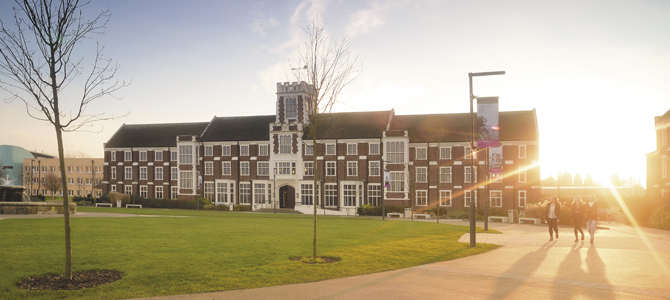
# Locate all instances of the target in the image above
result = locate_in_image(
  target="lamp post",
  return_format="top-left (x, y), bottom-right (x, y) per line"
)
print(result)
top-left (468, 71), bottom-right (505, 248)
top-left (273, 167), bottom-right (277, 214)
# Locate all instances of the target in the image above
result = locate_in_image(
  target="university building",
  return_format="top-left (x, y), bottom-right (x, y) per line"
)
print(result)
top-left (102, 82), bottom-right (540, 214)
top-left (22, 158), bottom-right (104, 198)
top-left (647, 108), bottom-right (670, 201)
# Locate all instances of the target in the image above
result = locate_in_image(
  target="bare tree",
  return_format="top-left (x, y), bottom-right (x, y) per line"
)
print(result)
top-left (64, 150), bottom-right (91, 158)
top-left (43, 172), bottom-right (62, 198)
top-left (290, 17), bottom-right (362, 259)
top-left (0, 0), bottom-right (127, 279)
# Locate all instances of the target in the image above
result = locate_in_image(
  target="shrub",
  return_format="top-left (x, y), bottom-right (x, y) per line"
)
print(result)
top-left (98, 194), bottom-right (111, 203)
top-left (30, 195), bottom-right (45, 202)
top-left (213, 204), bottom-right (230, 211)
top-left (234, 205), bottom-right (250, 211)
top-left (357, 204), bottom-right (407, 216)
top-left (524, 197), bottom-right (571, 225)
top-left (650, 204), bottom-right (670, 230)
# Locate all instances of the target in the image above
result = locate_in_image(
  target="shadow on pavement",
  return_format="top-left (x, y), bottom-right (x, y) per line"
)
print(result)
top-left (486, 241), bottom-right (553, 300)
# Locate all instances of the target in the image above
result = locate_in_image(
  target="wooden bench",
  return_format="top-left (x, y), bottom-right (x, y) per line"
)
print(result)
top-left (126, 204), bottom-right (142, 209)
top-left (95, 203), bottom-right (112, 208)
top-left (413, 213), bottom-right (430, 219)
top-left (488, 216), bottom-right (509, 223)
top-left (387, 213), bottom-right (404, 218)
top-left (518, 217), bottom-right (541, 225)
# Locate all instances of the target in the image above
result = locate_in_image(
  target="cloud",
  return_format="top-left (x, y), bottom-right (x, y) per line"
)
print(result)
top-left (249, 2), bottom-right (280, 36)
top-left (345, 0), bottom-right (409, 37)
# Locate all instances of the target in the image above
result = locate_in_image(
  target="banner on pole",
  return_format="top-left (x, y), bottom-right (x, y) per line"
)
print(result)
top-left (488, 147), bottom-right (503, 174)
top-left (477, 97), bottom-right (500, 148)
top-left (384, 169), bottom-right (390, 188)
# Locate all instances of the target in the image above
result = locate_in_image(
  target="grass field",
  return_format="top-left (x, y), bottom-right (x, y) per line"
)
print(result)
top-left (0, 208), bottom-right (500, 299)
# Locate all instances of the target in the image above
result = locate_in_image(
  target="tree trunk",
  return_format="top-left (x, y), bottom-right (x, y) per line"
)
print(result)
top-left (312, 116), bottom-right (318, 259)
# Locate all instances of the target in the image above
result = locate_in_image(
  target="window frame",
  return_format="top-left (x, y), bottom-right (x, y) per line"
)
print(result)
top-left (205, 145), bottom-right (213, 156)
top-left (240, 162), bottom-right (250, 176)
top-left (205, 162), bottom-right (213, 175)
top-left (439, 166), bottom-right (452, 183)
top-left (155, 167), bottom-right (163, 180)
top-left (347, 161), bottom-right (358, 176)
top-left (222, 162), bottom-right (231, 176)
top-left (347, 143), bottom-right (358, 155)
top-left (415, 147), bottom-right (427, 160)
top-left (439, 147), bottom-right (452, 160)
top-left (519, 145), bottom-right (527, 158)
top-left (369, 161), bottom-right (380, 176)
top-left (326, 161), bottom-right (336, 176)
top-left (416, 190), bottom-right (428, 206)
top-left (416, 167), bottom-right (427, 183)
top-left (518, 190), bottom-right (527, 207)
top-left (490, 190), bottom-right (503, 207)
top-left (369, 143), bottom-right (380, 155)
top-left (440, 190), bottom-right (452, 207)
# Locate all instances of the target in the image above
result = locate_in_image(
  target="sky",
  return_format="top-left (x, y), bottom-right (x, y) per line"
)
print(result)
top-left (1, 0), bottom-right (669, 187)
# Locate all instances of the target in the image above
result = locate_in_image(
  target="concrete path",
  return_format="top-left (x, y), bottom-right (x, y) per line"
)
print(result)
top-left (140, 220), bottom-right (670, 300)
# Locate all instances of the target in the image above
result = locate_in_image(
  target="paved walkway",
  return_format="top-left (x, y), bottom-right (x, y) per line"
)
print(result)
top-left (139, 220), bottom-right (670, 300)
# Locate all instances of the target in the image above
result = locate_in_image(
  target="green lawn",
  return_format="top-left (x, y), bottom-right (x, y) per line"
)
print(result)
top-left (0, 208), bottom-right (500, 299)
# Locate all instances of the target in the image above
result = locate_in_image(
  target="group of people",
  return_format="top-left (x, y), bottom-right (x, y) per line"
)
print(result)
top-left (544, 194), bottom-right (599, 243)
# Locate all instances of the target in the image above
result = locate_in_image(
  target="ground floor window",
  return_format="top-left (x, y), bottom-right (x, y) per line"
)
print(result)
top-left (239, 182), bottom-right (251, 204)
top-left (111, 185), bottom-right (117, 193)
top-left (440, 190), bottom-right (452, 206)
top-left (301, 183), bottom-right (314, 205)
top-left (325, 184), bottom-right (337, 207)
top-left (490, 190), bottom-right (502, 207)
top-left (367, 184), bottom-right (381, 206)
top-left (464, 190), bottom-right (478, 207)
top-left (342, 184), bottom-right (356, 207)
top-left (216, 181), bottom-right (235, 204)
top-left (254, 183), bottom-right (267, 204)
top-left (140, 185), bottom-right (147, 198)
top-left (180, 171), bottom-right (193, 189)
top-left (416, 190), bottom-right (427, 206)
top-left (204, 182), bottom-right (215, 201)
top-left (156, 186), bottom-right (164, 199)
top-left (518, 190), bottom-right (527, 207)
top-left (171, 186), bottom-right (178, 199)
top-left (124, 185), bottom-right (132, 195)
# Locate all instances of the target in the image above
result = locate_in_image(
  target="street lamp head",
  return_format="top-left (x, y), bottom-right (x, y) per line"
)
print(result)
top-left (469, 71), bottom-right (505, 77)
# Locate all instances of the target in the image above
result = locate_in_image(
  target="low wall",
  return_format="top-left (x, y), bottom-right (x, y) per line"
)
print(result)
top-left (0, 202), bottom-right (77, 215)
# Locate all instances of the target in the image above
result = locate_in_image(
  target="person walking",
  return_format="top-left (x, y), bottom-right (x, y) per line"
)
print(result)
top-left (545, 196), bottom-right (561, 241)
top-left (585, 194), bottom-right (599, 244)
top-left (571, 195), bottom-right (585, 242)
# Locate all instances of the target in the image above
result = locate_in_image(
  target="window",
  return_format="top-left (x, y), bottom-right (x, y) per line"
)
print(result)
top-left (222, 145), bottom-right (231, 156)
top-left (179, 145), bottom-right (193, 164)
top-left (325, 184), bottom-right (337, 207)
top-left (440, 190), bottom-right (452, 206)
top-left (416, 148), bottom-right (427, 160)
top-left (519, 167), bottom-right (527, 183)
top-left (222, 162), bottom-right (231, 175)
top-left (519, 145), bottom-right (527, 158)
top-left (50, 166), bottom-right (56, 172)
top-left (111, 151), bottom-right (116, 161)
top-left (180, 171), bottom-right (193, 189)
top-left (111, 166), bottom-right (116, 180)
top-left (490, 190), bottom-right (502, 207)
top-left (76, 166), bottom-right (82, 173)
top-left (205, 145), bottom-right (213, 156)
top-left (125, 167), bottom-right (132, 180)
top-left (215, 182), bottom-right (229, 203)
top-left (125, 151), bottom-right (132, 161)
top-left (491, 173), bottom-right (502, 183)
top-left (155, 151), bottom-right (163, 161)
top-left (156, 186), bottom-right (164, 199)
top-left (95, 166), bottom-right (101, 173)
top-left (171, 151), bottom-right (177, 161)
top-left (285, 97), bottom-right (297, 119)
top-left (86, 178), bottom-right (91, 185)
top-left (465, 147), bottom-right (473, 159)
top-left (276, 161), bottom-right (296, 175)
top-left (140, 151), bottom-right (147, 161)
top-left (367, 184), bottom-right (381, 206)
top-left (42, 166), bottom-right (47, 173)
top-left (42, 189), bottom-right (47, 195)
top-left (68, 178), bottom-right (74, 185)
top-left (416, 190), bottom-right (427, 206)
top-left (171, 167), bottom-right (178, 180)
top-left (343, 184), bottom-right (356, 206)
top-left (171, 187), bottom-right (178, 199)
top-left (140, 167), bottom-right (147, 180)
top-left (258, 162), bottom-right (269, 176)
top-left (326, 144), bottom-right (336, 155)
top-left (240, 145), bottom-right (249, 156)
top-left (205, 162), bottom-right (213, 175)
top-left (464, 190), bottom-right (478, 207)
top-left (155, 167), bottom-right (163, 180)
top-left (301, 184), bottom-right (314, 205)
top-left (239, 183), bottom-right (251, 204)
top-left (259, 145), bottom-right (268, 156)
top-left (662, 156), bottom-right (667, 179)
top-left (140, 186), bottom-right (148, 198)
top-left (389, 171), bottom-right (405, 192)
top-left (240, 162), bottom-right (249, 176)
top-left (305, 145), bottom-right (314, 155)
top-left (347, 144), bottom-right (357, 155)
top-left (304, 162), bottom-right (314, 176)
top-left (125, 185), bottom-right (132, 194)
top-left (369, 161), bottom-right (380, 176)
top-left (661, 128), bottom-right (667, 146)
top-left (326, 162), bottom-right (336, 176)
top-left (440, 147), bottom-right (452, 159)
top-left (369, 143), bottom-right (380, 155)
top-left (77, 178), bottom-right (83, 185)
top-left (416, 167), bottom-right (427, 183)
top-left (254, 183), bottom-right (267, 204)
top-left (111, 185), bottom-right (117, 193)
top-left (280, 135), bottom-right (292, 154)
top-left (347, 161), bottom-right (358, 176)
top-left (386, 141), bottom-right (405, 163)
top-left (440, 167), bottom-right (452, 183)
top-left (464, 167), bottom-right (477, 183)
top-left (518, 190), bottom-right (527, 207)
top-left (85, 166), bottom-right (91, 173)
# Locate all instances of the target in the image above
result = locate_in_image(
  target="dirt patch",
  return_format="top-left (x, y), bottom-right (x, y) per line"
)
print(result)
top-left (17, 270), bottom-right (122, 291)
top-left (289, 256), bottom-right (341, 264)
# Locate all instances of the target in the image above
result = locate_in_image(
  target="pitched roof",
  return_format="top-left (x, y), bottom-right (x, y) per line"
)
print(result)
top-left (105, 122), bottom-right (209, 148)
top-left (661, 109), bottom-right (670, 119)
top-left (390, 110), bottom-right (538, 143)
top-left (200, 115), bottom-right (276, 142)
top-left (310, 111), bottom-right (392, 139)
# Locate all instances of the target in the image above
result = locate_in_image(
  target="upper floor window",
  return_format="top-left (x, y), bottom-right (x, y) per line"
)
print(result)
top-left (258, 162), bottom-right (269, 176)
top-left (440, 147), bottom-right (451, 159)
top-left (662, 128), bottom-right (667, 146)
top-left (347, 161), bottom-right (358, 176)
top-left (205, 162), bottom-right (213, 175)
top-left (415, 148), bottom-right (427, 160)
top-left (179, 145), bottom-right (193, 164)
top-left (205, 146), bottom-right (213, 156)
top-left (439, 167), bottom-right (451, 183)
top-left (518, 166), bottom-right (527, 183)
top-left (222, 162), bottom-right (231, 175)
top-left (465, 166), bottom-right (477, 183)
top-left (111, 151), bottom-right (116, 161)
top-left (369, 161), bottom-right (380, 176)
top-left (326, 144), bottom-right (336, 155)
top-left (465, 147), bottom-right (472, 159)
top-left (305, 145), bottom-right (314, 155)
top-left (285, 97), bottom-right (297, 119)
top-left (519, 145), bottom-right (527, 158)
top-left (389, 171), bottom-right (405, 192)
top-left (140, 151), bottom-right (147, 161)
top-left (222, 145), bottom-right (231, 156)
top-left (490, 190), bottom-right (502, 207)
top-left (125, 151), bottom-right (132, 161)
top-left (347, 143), bottom-right (357, 155)
top-left (240, 162), bottom-right (250, 176)
top-left (240, 145), bottom-right (249, 156)
top-left (416, 167), bottom-right (427, 183)
top-left (280, 135), bottom-right (292, 154)
top-left (662, 156), bottom-right (667, 179)
top-left (259, 145), bottom-right (269, 156)
top-left (277, 162), bottom-right (296, 175)
top-left (369, 143), bottom-right (380, 155)
top-left (171, 151), bottom-right (177, 161)
top-left (155, 151), bottom-right (163, 161)
top-left (304, 162), bottom-right (314, 176)
top-left (386, 141), bottom-right (404, 163)
top-left (326, 162), bottom-right (336, 176)
top-left (76, 166), bottom-right (82, 173)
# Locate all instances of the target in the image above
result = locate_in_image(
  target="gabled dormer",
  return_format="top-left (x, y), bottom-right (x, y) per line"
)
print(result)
top-left (275, 81), bottom-right (313, 125)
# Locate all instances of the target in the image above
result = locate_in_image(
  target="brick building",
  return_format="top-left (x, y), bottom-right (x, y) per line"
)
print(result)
top-left (647, 109), bottom-right (670, 201)
top-left (102, 82), bottom-right (540, 214)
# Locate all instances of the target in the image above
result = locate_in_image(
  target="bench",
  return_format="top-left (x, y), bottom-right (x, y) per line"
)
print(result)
top-left (488, 216), bottom-right (509, 223)
top-left (413, 213), bottom-right (430, 219)
top-left (126, 204), bottom-right (142, 209)
top-left (95, 203), bottom-right (112, 208)
top-left (387, 213), bottom-right (404, 218)
top-left (518, 217), bottom-right (541, 225)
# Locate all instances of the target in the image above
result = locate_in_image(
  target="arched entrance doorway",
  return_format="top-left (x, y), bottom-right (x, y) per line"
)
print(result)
top-left (279, 185), bottom-right (295, 209)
